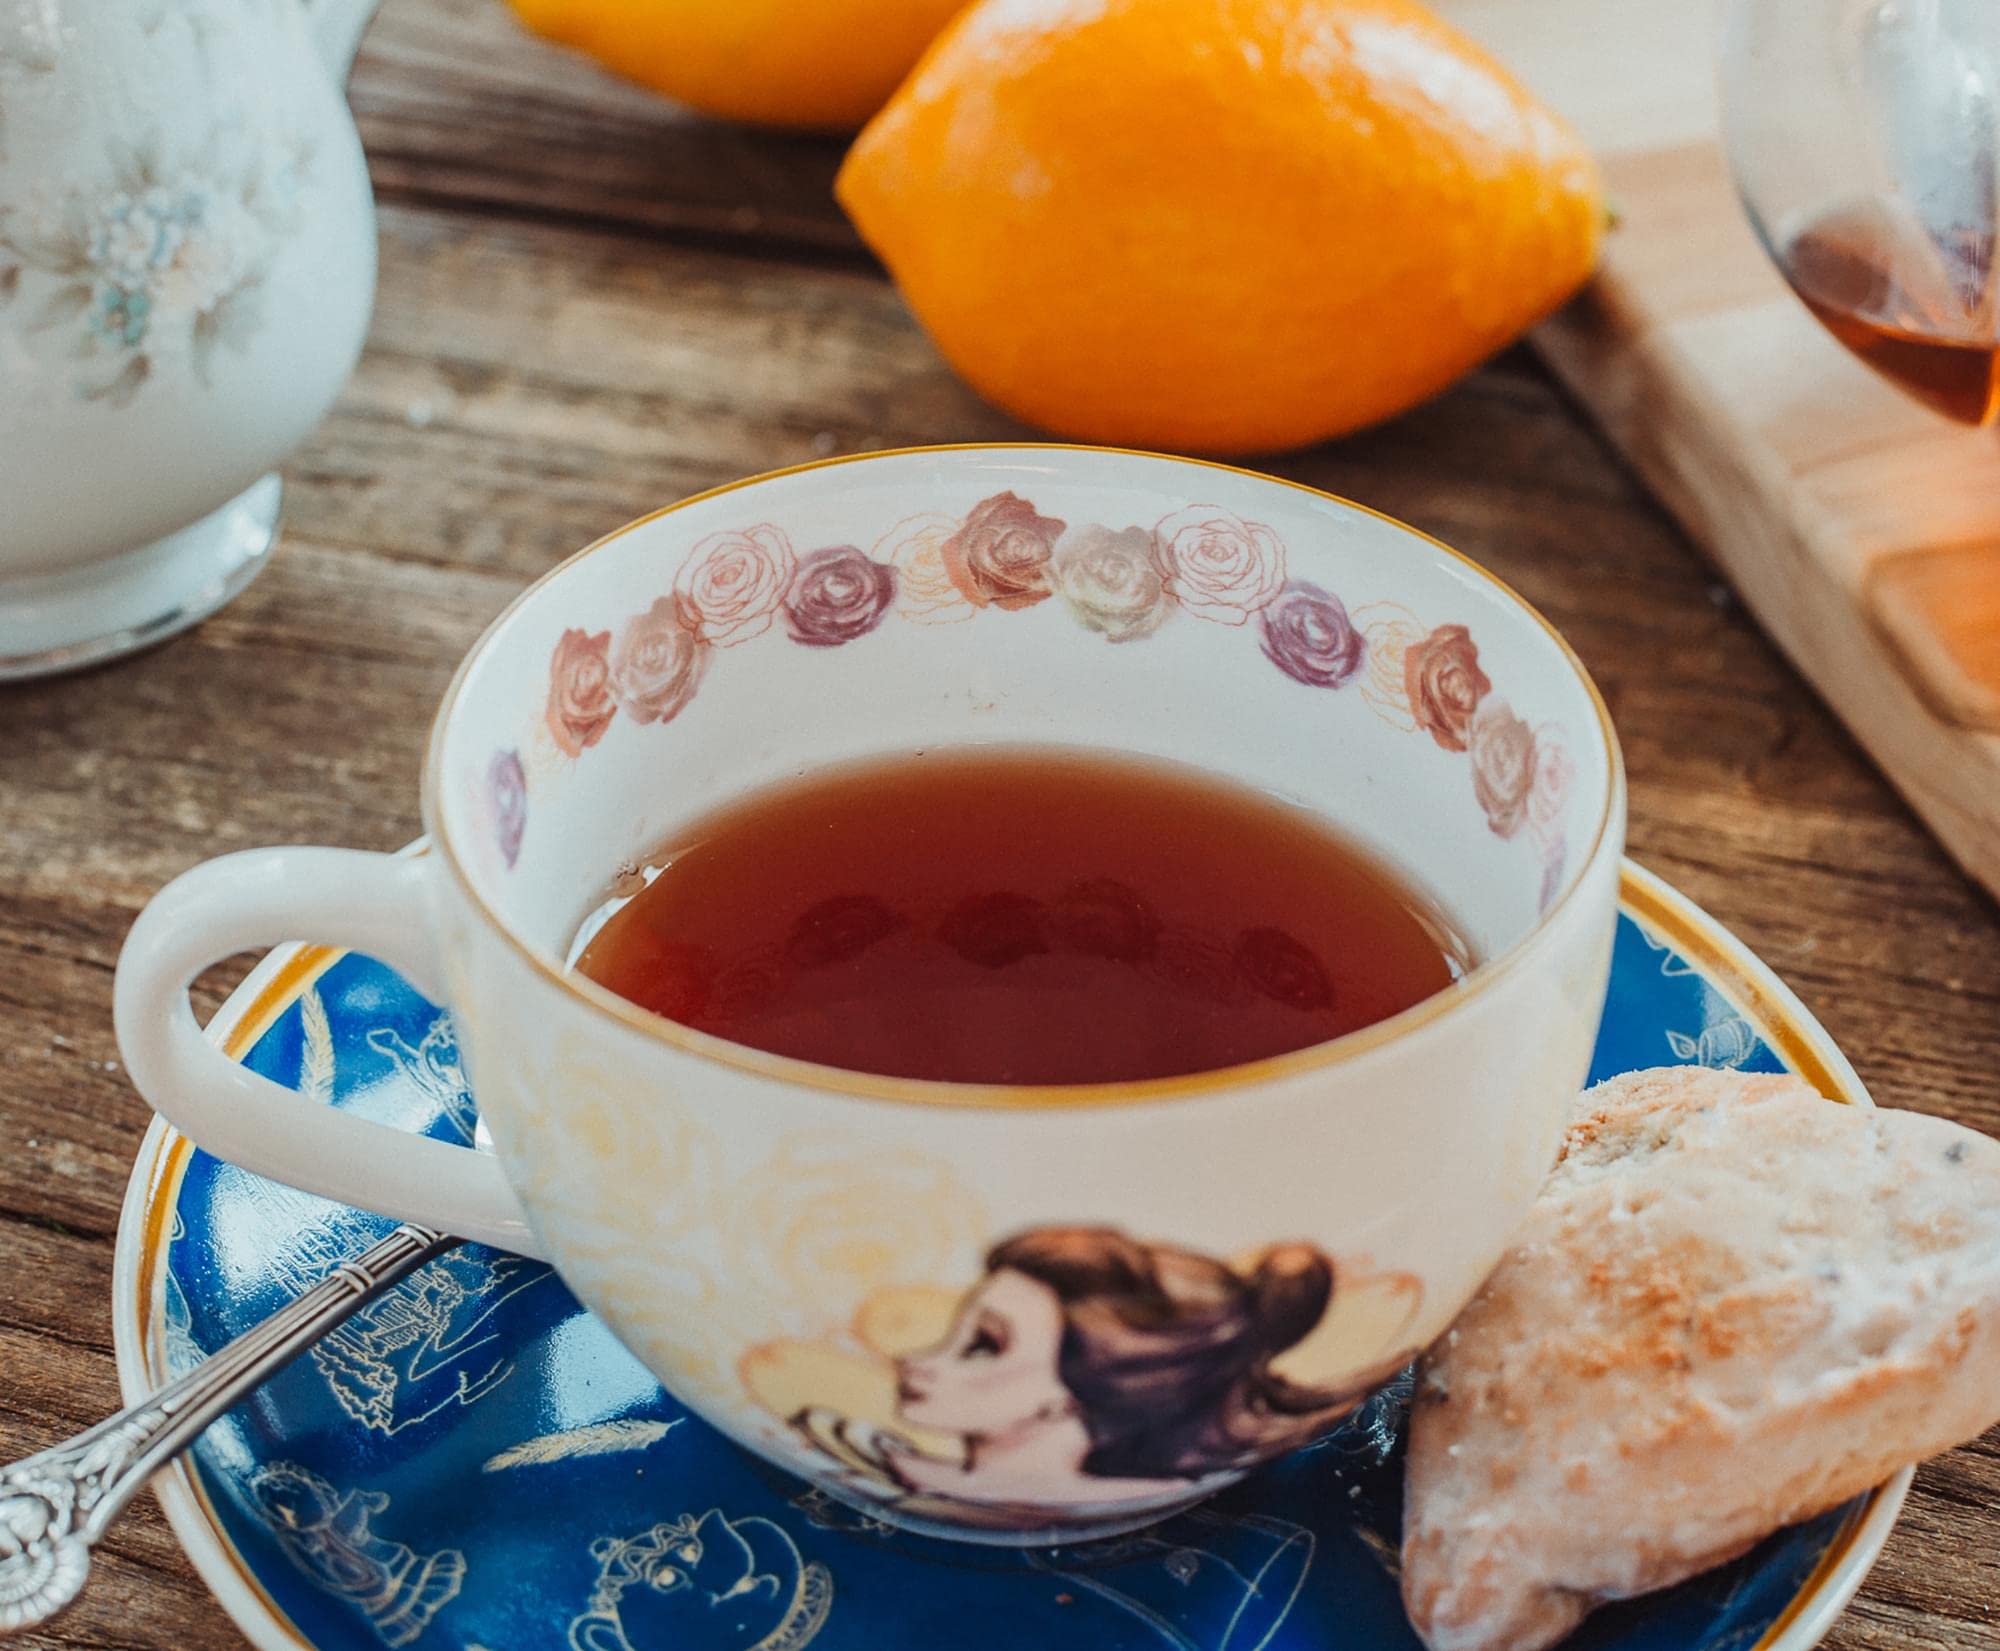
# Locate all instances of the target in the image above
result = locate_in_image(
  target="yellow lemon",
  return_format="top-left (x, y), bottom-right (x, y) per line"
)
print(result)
top-left (507, 0), bottom-right (969, 132)
top-left (837, 0), bottom-right (1605, 453)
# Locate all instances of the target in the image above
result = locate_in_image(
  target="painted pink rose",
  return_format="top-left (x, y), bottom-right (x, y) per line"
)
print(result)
top-left (487, 749), bottom-right (527, 869)
top-left (610, 597), bottom-right (707, 726)
top-left (783, 545), bottom-right (897, 647)
top-left (674, 524), bottom-right (797, 647)
top-left (940, 491), bottom-right (1065, 610)
top-left (1528, 727), bottom-right (1574, 910)
top-left (1469, 698), bottom-right (1538, 840)
top-left (1404, 624), bottom-right (1491, 753)
top-left (1052, 524), bottom-right (1170, 643)
top-left (1259, 580), bottom-right (1366, 688)
top-left (1150, 505), bottom-right (1287, 625)
top-left (1528, 727), bottom-right (1574, 843)
top-left (546, 627), bottom-right (615, 756)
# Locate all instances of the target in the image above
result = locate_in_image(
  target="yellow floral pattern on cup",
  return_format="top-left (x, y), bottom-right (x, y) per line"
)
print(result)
top-left (494, 1032), bottom-right (719, 1254)
top-left (577, 1251), bottom-right (756, 1415)
top-left (727, 1136), bottom-right (989, 1331)
top-left (444, 1020), bottom-right (765, 1410)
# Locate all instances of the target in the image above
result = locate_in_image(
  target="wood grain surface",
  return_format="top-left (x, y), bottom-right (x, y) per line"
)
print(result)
top-left (2, 3), bottom-right (1998, 1647)
top-left (1433, 0), bottom-right (2000, 906)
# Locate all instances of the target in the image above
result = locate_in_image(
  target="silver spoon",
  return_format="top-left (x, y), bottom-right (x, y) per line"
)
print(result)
top-left (0, 1223), bottom-right (461, 1635)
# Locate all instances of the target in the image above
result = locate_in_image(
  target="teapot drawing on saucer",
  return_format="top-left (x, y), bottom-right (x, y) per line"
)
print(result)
top-left (0, 0), bottom-right (380, 680)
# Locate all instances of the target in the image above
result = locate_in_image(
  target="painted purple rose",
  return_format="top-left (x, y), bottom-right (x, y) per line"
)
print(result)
top-left (783, 545), bottom-right (898, 647)
top-left (487, 749), bottom-right (527, 869)
top-left (610, 597), bottom-right (707, 725)
top-left (1538, 838), bottom-right (1567, 913)
top-left (1259, 580), bottom-right (1366, 688)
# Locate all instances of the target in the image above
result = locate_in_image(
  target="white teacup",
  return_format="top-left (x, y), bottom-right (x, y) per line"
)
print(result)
top-left (115, 445), bottom-right (1625, 1543)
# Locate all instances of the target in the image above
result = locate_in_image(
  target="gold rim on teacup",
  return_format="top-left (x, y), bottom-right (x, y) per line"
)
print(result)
top-left (421, 441), bottom-right (1624, 1112)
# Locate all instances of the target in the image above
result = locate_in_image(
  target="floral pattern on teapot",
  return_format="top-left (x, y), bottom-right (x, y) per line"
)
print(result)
top-left (0, 136), bottom-right (313, 406)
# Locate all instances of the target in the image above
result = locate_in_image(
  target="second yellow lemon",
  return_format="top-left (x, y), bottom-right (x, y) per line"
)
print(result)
top-left (507, 0), bottom-right (968, 132)
top-left (838, 0), bottom-right (1605, 453)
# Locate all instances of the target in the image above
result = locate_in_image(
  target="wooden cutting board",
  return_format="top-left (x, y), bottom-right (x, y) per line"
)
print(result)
top-left (1435, 0), bottom-right (2000, 900)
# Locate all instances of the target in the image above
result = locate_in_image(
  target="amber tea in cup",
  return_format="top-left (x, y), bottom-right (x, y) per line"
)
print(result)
top-left (116, 445), bottom-right (1621, 1539)
top-left (571, 747), bottom-right (1471, 1085)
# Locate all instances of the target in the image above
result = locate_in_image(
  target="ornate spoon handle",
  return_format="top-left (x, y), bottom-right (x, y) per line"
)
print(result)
top-left (0, 1223), bottom-right (460, 1635)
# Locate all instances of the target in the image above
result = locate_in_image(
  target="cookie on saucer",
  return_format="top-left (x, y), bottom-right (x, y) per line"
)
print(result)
top-left (1402, 1066), bottom-right (2000, 1651)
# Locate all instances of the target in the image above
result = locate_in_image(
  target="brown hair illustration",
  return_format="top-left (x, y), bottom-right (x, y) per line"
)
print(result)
top-left (984, 1225), bottom-right (1356, 1481)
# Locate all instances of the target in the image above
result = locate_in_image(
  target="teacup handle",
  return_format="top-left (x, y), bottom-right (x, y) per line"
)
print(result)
top-left (113, 846), bottom-right (542, 1257)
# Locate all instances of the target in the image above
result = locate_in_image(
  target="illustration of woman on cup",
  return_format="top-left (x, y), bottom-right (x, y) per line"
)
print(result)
top-left (757, 1225), bottom-right (1418, 1524)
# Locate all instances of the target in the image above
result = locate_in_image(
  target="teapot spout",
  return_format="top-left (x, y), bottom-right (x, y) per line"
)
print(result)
top-left (309, 0), bottom-right (383, 84)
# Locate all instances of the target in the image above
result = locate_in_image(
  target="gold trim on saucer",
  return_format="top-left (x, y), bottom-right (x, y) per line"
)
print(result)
top-left (1755, 1500), bottom-right (1873, 1648)
top-left (1617, 874), bottom-right (1846, 1102)
top-left (134, 942), bottom-right (345, 1651)
top-left (134, 945), bottom-right (341, 1353)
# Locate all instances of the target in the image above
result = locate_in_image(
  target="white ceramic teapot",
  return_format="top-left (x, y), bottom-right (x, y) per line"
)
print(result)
top-left (0, 0), bottom-right (381, 679)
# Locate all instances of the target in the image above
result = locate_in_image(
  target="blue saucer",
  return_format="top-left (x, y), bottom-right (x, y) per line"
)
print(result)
top-left (114, 862), bottom-right (1903, 1651)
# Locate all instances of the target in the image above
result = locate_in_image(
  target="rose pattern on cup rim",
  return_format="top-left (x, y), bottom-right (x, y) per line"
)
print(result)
top-left (875, 512), bottom-right (971, 625)
top-left (1351, 601), bottom-right (1426, 732)
top-left (675, 525), bottom-right (797, 647)
top-left (1404, 623), bottom-right (1491, 753)
top-left (940, 490), bottom-right (1065, 611)
top-left (486, 750), bottom-right (528, 870)
top-left (0, 22), bottom-right (59, 171)
top-left (1258, 580), bottom-right (1365, 689)
top-left (609, 598), bottom-right (707, 725)
top-left (1149, 504), bottom-right (1287, 626)
top-left (1468, 698), bottom-right (1536, 840)
top-left (784, 545), bottom-right (898, 647)
top-left (500, 493), bottom-right (1575, 907)
top-left (545, 628), bottom-right (616, 757)
top-left (1051, 524), bottom-right (1170, 643)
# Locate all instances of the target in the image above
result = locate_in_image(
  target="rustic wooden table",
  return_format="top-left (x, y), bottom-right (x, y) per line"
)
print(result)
top-left (4, 3), bottom-right (1998, 1646)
